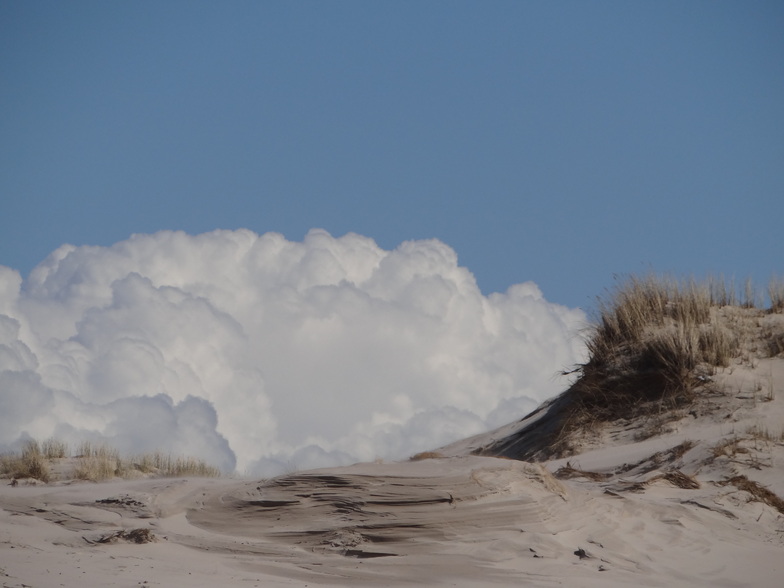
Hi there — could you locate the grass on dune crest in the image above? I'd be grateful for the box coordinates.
[1,438,221,484]
[768,276,784,313]
[554,274,784,451]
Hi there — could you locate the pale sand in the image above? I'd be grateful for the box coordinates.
[2,358,783,587]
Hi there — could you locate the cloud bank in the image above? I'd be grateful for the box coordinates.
[0,230,586,475]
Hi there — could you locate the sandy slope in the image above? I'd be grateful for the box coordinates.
[2,358,783,587]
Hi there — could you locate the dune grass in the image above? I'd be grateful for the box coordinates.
[0,440,52,483]
[573,276,736,417]
[556,275,784,449]
[409,451,445,461]
[721,475,784,514]
[130,451,221,478]
[41,438,68,459]
[1,438,221,483]
[73,441,124,481]
[769,277,784,313]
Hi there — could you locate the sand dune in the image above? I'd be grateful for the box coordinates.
[3,379,783,588]
[3,296,784,586]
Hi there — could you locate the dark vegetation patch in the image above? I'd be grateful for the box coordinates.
[91,528,157,544]
[478,275,783,462]
[653,470,700,489]
[561,276,740,439]
[554,462,610,482]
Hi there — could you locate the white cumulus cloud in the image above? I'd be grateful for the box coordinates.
[0,229,586,475]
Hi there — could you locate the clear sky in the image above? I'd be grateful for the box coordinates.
[1,1,783,474]
[2,0,782,309]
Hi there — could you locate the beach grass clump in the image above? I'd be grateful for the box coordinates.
[130,451,221,478]
[74,441,125,481]
[569,275,742,425]
[769,277,784,313]
[559,274,782,443]
[480,275,781,462]
[21,440,50,482]
[554,462,610,482]
[1,438,221,483]
[0,440,51,483]
[42,438,69,459]
[409,451,445,461]
[721,475,784,514]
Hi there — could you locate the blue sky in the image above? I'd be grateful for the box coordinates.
[2,0,782,309]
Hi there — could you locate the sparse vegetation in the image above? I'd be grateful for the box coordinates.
[746,424,784,443]
[554,462,610,481]
[1,438,221,484]
[553,275,784,454]
[711,435,773,470]
[93,528,157,544]
[720,475,784,514]
[712,436,746,460]
[41,438,68,459]
[0,440,52,483]
[575,276,738,415]
[632,411,684,441]
[614,441,696,475]
[474,275,783,463]
[767,332,784,358]
[74,441,124,481]
[130,451,221,478]
[769,277,784,313]
[655,470,700,489]
[410,451,445,461]
[23,440,51,481]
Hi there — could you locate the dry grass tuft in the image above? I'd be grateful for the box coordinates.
[1,438,221,483]
[615,441,696,476]
[769,277,784,313]
[668,440,697,460]
[711,435,773,470]
[712,437,745,459]
[0,440,52,483]
[409,451,445,461]
[94,528,157,544]
[479,275,783,463]
[41,438,68,459]
[556,275,760,446]
[74,441,123,481]
[19,440,50,482]
[656,470,700,489]
[554,462,610,482]
[745,424,784,444]
[721,475,784,514]
[130,451,221,478]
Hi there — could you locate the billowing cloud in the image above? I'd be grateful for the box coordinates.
[0,229,586,475]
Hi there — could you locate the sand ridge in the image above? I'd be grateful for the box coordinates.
[2,355,784,586]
